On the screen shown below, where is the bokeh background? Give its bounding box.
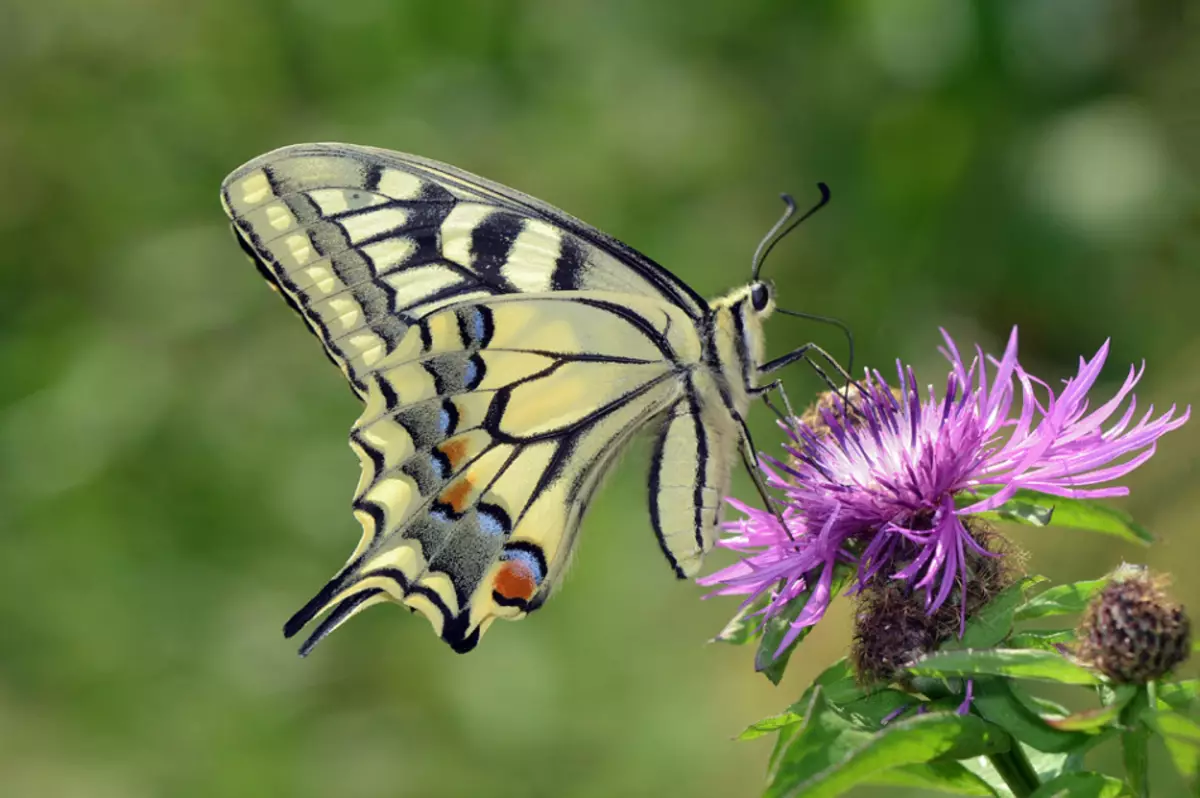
[2,0,1197,796]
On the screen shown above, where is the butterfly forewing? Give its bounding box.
[220,144,707,392]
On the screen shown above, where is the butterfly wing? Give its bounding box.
[283,293,701,652]
[220,143,708,396]
[648,370,743,579]
[220,144,733,652]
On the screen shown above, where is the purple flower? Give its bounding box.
[700,328,1189,654]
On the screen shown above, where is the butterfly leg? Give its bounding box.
[755,342,871,430]
[753,378,797,421]
[728,409,801,544]
[757,341,855,385]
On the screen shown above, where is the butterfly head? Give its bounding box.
[712,280,776,321]
[707,281,775,403]
[712,278,776,315]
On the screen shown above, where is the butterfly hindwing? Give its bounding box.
[283,293,694,652]
[649,370,740,578]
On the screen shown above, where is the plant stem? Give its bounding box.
[987,744,1041,797]
[1120,685,1152,798]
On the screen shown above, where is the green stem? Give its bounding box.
[987,744,1041,797]
[1120,685,1152,798]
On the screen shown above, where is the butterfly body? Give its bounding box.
[221,144,777,653]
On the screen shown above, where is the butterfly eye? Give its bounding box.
[750,282,771,312]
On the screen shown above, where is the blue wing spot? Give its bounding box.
[439,399,459,436]
[431,450,451,480]
[476,503,511,538]
[463,355,485,390]
[471,307,491,345]
[429,506,451,523]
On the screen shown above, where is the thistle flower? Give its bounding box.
[1077,565,1191,683]
[700,328,1189,653]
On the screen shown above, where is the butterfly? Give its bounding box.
[221,143,832,654]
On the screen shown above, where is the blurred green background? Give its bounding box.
[2,0,1198,796]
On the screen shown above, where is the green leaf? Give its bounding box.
[830,689,913,729]
[1017,692,1071,718]
[1145,709,1200,744]
[754,561,854,685]
[963,744,1098,798]
[1008,629,1077,651]
[743,659,865,741]
[807,658,867,706]
[1144,710,1200,782]
[865,761,999,796]
[1033,494,1154,545]
[1028,772,1131,798]
[767,692,1010,798]
[907,648,1102,685]
[1157,680,1200,714]
[947,577,1045,651]
[1044,685,1138,732]
[959,757,1013,797]
[971,677,1095,752]
[962,495,1054,527]
[1022,746,1080,782]
[1160,735,1200,787]
[739,711,804,741]
[956,487,1053,526]
[959,487,1153,545]
[767,717,806,784]
[764,688,871,796]
[710,595,766,645]
[1014,579,1108,621]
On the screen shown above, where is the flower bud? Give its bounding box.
[1077,565,1191,684]
[930,522,1022,643]
[851,580,936,685]
[852,522,1021,685]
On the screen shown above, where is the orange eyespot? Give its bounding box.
[494,560,538,603]
[438,477,473,513]
[438,437,469,469]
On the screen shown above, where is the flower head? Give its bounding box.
[700,328,1189,654]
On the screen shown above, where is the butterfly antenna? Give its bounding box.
[751,183,832,281]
